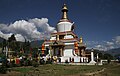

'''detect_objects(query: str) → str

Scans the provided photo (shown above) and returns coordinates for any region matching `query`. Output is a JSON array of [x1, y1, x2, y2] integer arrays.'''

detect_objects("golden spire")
[[62, 4, 68, 19]]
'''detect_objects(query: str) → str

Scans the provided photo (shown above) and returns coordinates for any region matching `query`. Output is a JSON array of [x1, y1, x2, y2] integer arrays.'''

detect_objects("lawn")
[[7, 63, 120, 76], [100, 64, 120, 76], [13, 64, 104, 76], [12, 66, 33, 73]]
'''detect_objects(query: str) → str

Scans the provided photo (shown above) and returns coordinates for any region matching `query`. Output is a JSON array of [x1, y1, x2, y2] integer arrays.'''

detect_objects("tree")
[[2, 39, 7, 51], [23, 40, 31, 54], [7, 34, 18, 53], [8, 34, 16, 42], [103, 53, 113, 60], [2, 39, 7, 47]]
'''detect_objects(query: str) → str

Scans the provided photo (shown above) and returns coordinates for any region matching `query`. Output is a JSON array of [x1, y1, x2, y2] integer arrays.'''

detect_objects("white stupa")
[[57, 4, 74, 32], [42, 4, 91, 63]]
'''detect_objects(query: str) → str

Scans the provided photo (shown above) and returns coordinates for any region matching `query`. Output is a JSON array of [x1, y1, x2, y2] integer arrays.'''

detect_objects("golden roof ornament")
[[62, 4, 68, 10], [80, 37, 83, 44], [62, 4, 68, 19]]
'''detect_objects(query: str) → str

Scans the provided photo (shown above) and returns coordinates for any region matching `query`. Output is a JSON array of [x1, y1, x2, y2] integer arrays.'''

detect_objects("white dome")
[[57, 22, 73, 32]]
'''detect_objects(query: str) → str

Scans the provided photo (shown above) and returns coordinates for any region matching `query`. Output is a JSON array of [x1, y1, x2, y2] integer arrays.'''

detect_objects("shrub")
[[23, 60, 28, 66], [46, 58, 52, 64], [32, 60, 39, 67], [40, 59, 45, 65], [6, 62, 13, 68], [0, 65, 7, 74], [11, 60, 16, 67]]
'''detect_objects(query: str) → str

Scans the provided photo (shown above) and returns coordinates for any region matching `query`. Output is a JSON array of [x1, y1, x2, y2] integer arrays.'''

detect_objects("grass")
[[12, 66, 33, 73], [102, 64, 120, 76], [10, 63, 120, 76], [20, 64, 104, 76]]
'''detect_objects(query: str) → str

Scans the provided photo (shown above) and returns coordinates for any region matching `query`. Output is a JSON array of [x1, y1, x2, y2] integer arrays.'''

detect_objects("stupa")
[[42, 4, 94, 63]]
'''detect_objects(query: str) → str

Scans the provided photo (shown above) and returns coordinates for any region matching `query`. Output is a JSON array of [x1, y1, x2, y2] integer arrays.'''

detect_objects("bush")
[[46, 58, 52, 64], [20, 59, 24, 66], [11, 60, 16, 67], [0, 66, 7, 74], [32, 60, 39, 67], [40, 59, 45, 65], [27, 60, 32, 66], [23, 60, 28, 66], [6, 62, 13, 68]]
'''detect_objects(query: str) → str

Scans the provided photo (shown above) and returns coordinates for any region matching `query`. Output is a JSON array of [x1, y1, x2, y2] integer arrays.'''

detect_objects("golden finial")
[[62, 4, 68, 10], [62, 4, 68, 19], [80, 37, 83, 44]]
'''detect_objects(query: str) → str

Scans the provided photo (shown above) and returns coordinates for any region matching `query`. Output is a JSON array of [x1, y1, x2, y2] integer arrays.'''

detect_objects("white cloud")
[[94, 44, 108, 51], [9, 20, 41, 40], [95, 45, 102, 48], [0, 24, 8, 29], [115, 36, 120, 44], [86, 38, 119, 51], [29, 18, 48, 27], [0, 18, 56, 42], [0, 31, 12, 40], [106, 41, 114, 46], [29, 18, 56, 33], [15, 34, 25, 42]]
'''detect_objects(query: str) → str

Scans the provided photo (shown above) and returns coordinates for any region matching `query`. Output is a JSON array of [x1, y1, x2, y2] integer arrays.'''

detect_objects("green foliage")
[[40, 58, 45, 64], [114, 54, 120, 58], [94, 50, 113, 60], [8, 34, 16, 42], [32, 59, 39, 67], [103, 53, 113, 60], [2, 39, 7, 47], [13, 67, 32, 73], [23, 41, 31, 54], [0, 65, 7, 74], [0, 53, 6, 58], [7, 34, 18, 52], [24, 64, 104, 76], [11, 60, 16, 67], [0, 34, 32, 56], [46, 58, 52, 64], [32, 47, 39, 57]]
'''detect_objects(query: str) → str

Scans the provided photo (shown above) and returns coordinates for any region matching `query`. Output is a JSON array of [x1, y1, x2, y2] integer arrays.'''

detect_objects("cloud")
[[95, 44, 102, 49], [114, 36, 120, 44], [8, 20, 41, 40], [15, 34, 25, 42], [106, 41, 114, 45], [29, 18, 57, 38], [0, 31, 12, 40], [95, 44, 107, 51], [0, 18, 56, 42], [85, 41, 100, 50], [86, 36, 120, 51], [0, 24, 9, 33]]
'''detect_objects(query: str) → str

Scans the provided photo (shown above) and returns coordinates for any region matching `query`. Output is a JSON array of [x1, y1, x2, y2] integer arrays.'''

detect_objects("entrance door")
[[53, 47, 60, 56]]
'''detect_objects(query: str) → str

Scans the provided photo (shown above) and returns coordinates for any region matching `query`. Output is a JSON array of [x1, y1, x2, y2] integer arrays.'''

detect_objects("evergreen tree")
[[8, 34, 17, 52]]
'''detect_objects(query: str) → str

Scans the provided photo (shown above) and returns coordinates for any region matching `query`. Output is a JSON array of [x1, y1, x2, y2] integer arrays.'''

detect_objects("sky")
[[0, 0, 120, 50]]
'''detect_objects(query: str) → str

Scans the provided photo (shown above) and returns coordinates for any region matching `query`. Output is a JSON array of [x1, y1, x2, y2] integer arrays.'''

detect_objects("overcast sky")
[[0, 0, 120, 50]]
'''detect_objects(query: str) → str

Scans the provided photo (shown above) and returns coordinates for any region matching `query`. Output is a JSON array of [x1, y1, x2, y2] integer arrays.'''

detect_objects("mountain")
[[0, 37, 5, 43], [0, 37, 44, 48], [30, 40, 44, 48], [106, 48, 120, 56]]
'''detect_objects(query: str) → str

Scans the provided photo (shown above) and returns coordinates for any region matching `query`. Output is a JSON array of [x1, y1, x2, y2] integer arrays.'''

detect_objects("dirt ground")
[[0, 71, 21, 76]]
